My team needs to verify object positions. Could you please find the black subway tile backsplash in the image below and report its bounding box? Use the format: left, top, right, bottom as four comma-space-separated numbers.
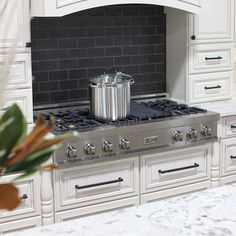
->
31, 4, 166, 105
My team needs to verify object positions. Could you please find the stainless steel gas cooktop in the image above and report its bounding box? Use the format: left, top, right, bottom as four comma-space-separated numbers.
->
34, 99, 220, 166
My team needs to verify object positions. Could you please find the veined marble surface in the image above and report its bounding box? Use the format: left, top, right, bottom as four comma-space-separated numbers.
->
198, 98, 236, 117
9, 184, 236, 236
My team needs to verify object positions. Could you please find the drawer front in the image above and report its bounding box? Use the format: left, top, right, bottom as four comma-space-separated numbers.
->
189, 72, 232, 104
141, 145, 211, 194
55, 197, 139, 223
0, 173, 40, 223
141, 181, 211, 204
54, 157, 139, 211
0, 216, 41, 235
1, 89, 33, 123
0, 53, 32, 89
221, 138, 236, 176
225, 116, 236, 138
189, 44, 233, 74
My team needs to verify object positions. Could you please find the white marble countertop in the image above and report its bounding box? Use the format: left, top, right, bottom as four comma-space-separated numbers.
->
10, 184, 236, 236
198, 98, 236, 117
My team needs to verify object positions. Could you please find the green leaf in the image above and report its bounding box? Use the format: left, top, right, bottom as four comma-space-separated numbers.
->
0, 104, 27, 164
5, 144, 60, 173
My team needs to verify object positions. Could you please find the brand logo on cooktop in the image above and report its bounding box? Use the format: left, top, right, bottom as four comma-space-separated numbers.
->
144, 136, 159, 145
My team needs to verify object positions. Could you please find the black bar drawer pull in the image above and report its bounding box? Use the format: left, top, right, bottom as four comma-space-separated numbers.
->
75, 177, 124, 190
204, 85, 222, 90
230, 155, 236, 159
158, 163, 199, 174
205, 56, 222, 61
21, 194, 28, 200
231, 125, 236, 129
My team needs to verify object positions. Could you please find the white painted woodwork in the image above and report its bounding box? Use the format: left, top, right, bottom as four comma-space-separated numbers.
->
0, 0, 30, 48
220, 174, 236, 186
224, 116, 236, 138
141, 181, 211, 204
41, 168, 55, 225
0, 217, 41, 235
189, 0, 234, 44
55, 197, 139, 222
31, 0, 201, 17
221, 138, 236, 177
0, 53, 32, 89
189, 44, 233, 74
211, 140, 220, 188
1, 89, 33, 123
54, 157, 139, 211
189, 72, 233, 104
0, 173, 41, 223
140, 144, 211, 194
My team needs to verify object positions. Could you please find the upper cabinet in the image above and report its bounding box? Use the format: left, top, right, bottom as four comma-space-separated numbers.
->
31, 0, 201, 17
189, 0, 234, 44
0, 0, 30, 48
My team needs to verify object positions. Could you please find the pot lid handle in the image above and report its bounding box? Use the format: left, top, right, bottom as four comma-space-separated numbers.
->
104, 68, 117, 75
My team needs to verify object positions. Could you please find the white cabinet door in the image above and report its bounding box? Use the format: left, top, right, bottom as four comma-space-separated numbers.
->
190, 0, 234, 43
0, 0, 30, 48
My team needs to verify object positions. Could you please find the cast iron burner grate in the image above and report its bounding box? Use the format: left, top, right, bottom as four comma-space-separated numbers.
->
35, 100, 207, 133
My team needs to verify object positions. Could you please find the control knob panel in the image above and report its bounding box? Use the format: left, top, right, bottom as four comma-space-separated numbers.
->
172, 130, 184, 142
66, 145, 78, 158
84, 144, 96, 155
201, 126, 212, 137
120, 138, 130, 150
187, 128, 198, 139
103, 141, 113, 152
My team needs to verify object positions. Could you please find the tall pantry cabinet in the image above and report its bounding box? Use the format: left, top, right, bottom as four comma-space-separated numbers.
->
166, 0, 234, 104
0, 0, 41, 234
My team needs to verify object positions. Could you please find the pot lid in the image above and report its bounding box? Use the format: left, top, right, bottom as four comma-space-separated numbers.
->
90, 68, 133, 86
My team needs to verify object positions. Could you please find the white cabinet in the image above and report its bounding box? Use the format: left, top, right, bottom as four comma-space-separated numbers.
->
0, 173, 41, 224
189, 0, 234, 43
166, 0, 234, 104
0, 0, 30, 48
0, 217, 41, 235
0, 53, 32, 89
31, 0, 201, 17
189, 72, 233, 104
189, 44, 233, 74
54, 157, 139, 211
55, 197, 139, 223
141, 144, 211, 194
141, 181, 211, 204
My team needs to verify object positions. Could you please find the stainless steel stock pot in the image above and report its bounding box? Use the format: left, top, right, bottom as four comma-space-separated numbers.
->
89, 69, 134, 121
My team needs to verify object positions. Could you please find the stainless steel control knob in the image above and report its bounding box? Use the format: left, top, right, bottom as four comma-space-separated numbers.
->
84, 144, 96, 155
187, 128, 198, 139
103, 141, 113, 152
172, 130, 184, 142
66, 145, 78, 158
201, 126, 212, 137
120, 138, 130, 150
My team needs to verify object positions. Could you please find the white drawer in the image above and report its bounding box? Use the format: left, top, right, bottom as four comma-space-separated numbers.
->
55, 197, 139, 223
189, 72, 232, 104
0, 216, 41, 235
54, 157, 139, 211
224, 116, 236, 138
141, 181, 211, 204
141, 145, 211, 194
1, 89, 33, 123
0, 53, 32, 89
189, 44, 233, 74
0, 173, 40, 223
221, 138, 236, 176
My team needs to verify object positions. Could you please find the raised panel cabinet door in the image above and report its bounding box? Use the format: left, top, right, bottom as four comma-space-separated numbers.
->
0, 0, 30, 48
190, 0, 234, 43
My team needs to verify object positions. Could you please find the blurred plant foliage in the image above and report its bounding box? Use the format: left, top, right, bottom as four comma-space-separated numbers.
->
0, 104, 70, 211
